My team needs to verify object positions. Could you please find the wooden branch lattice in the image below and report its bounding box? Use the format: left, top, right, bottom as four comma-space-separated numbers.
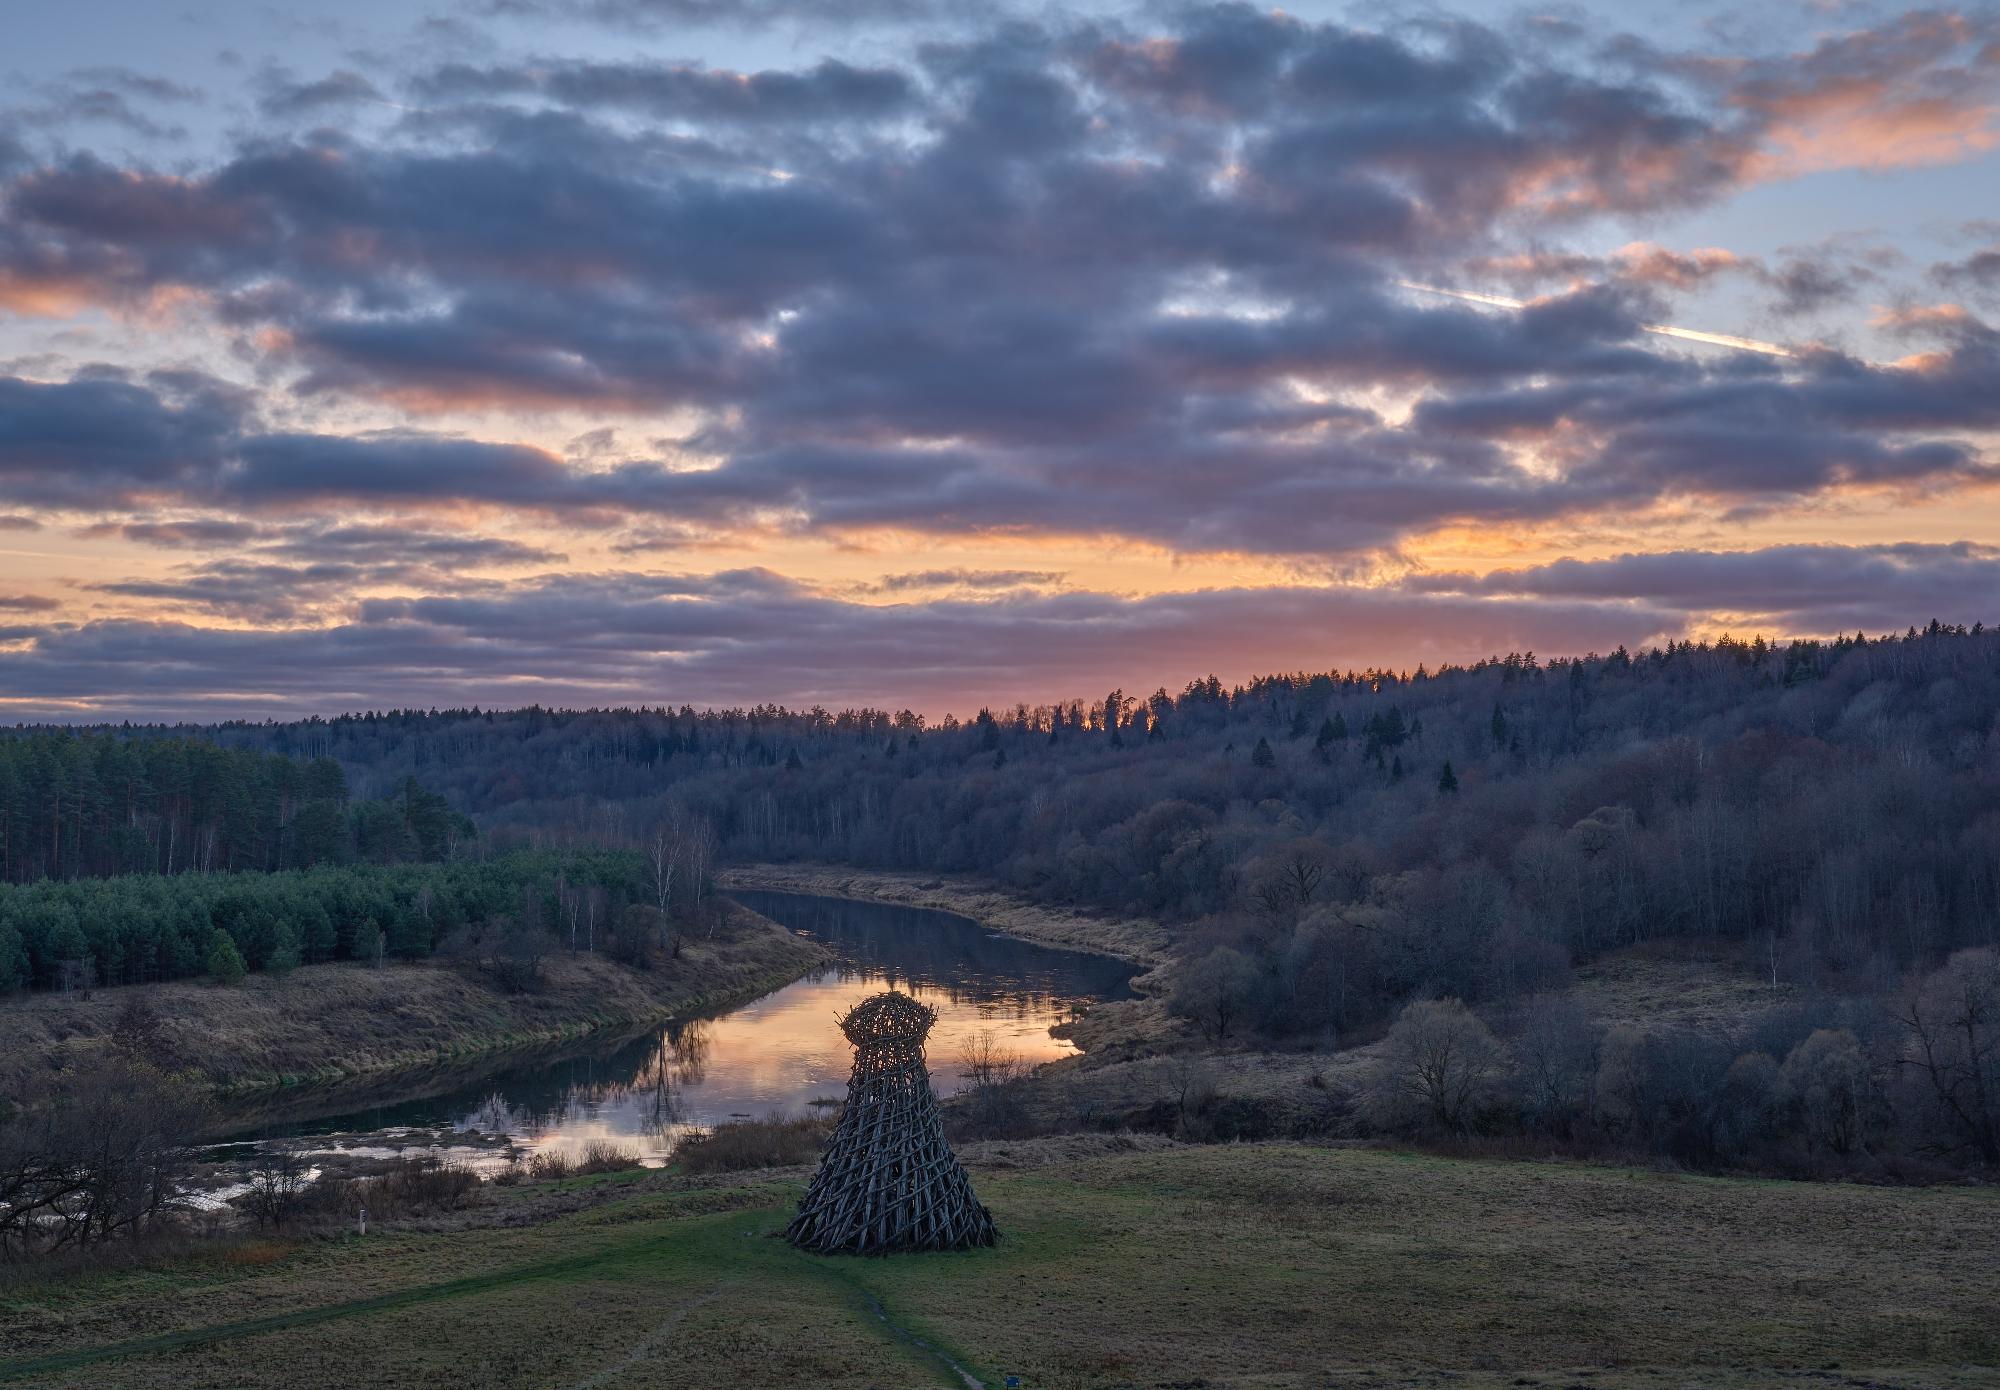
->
786, 991, 998, 1255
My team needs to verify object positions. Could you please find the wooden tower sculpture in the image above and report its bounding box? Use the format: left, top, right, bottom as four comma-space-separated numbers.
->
786, 991, 998, 1254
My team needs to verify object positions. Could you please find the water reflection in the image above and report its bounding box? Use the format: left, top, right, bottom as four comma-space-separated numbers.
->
277, 890, 1133, 1166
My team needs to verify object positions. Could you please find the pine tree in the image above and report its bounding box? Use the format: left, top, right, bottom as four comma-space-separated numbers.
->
267, 925, 302, 978
1491, 704, 1509, 748
1251, 737, 1276, 769
1438, 760, 1458, 794
206, 929, 247, 986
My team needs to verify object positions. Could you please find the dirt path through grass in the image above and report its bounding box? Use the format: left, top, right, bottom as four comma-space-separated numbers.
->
561, 1284, 727, 1390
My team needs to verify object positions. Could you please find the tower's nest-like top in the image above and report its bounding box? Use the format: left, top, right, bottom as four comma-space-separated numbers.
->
838, 990, 936, 1047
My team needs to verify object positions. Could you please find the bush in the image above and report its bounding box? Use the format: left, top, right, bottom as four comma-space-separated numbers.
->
524, 1150, 572, 1181
303, 1155, 482, 1223
576, 1140, 642, 1175
674, 1117, 830, 1174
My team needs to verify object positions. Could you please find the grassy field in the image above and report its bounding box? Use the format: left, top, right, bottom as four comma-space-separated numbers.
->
4, 1141, 1996, 1389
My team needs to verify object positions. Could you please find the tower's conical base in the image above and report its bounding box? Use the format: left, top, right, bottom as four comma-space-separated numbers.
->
786, 992, 998, 1255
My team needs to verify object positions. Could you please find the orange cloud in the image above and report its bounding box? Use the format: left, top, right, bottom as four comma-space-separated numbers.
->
1722, 13, 2000, 177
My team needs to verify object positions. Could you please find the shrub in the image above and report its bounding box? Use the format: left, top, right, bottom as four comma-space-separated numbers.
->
576, 1141, 642, 1175
304, 1155, 482, 1223
525, 1150, 573, 1181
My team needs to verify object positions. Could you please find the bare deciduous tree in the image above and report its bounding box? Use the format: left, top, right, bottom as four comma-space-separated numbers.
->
1365, 998, 1508, 1135
1900, 948, 2000, 1161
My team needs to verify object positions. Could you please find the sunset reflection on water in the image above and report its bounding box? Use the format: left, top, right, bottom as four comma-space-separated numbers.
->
384, 891, 1134, 1165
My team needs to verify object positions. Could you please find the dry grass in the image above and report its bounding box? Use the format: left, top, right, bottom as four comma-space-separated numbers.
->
718, 863, 1174, 967
674, 1115, 832, 1174
4, 1143, 1995, 1388
0, 900, 826, 1100
519, 1141, 643, 1183
1569, 941, 1792, 1032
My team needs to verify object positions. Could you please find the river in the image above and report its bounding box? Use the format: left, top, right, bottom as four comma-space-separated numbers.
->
203, 889, 1135, 1182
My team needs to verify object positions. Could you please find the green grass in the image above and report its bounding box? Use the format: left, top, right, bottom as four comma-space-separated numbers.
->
3, 1146, 1997, 1389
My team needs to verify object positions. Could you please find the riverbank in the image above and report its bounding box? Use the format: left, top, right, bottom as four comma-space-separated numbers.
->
718, 864, 1173, 966
0, 900, 827, 1104
718, 864, 1180, 1061
5, 1140, 1995, 1387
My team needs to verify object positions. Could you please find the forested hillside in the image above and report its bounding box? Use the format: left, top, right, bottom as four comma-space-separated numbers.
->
31, 623, 2000, 1040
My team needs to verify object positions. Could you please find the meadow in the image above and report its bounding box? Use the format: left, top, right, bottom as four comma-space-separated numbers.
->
4, 1140, 1995, 1389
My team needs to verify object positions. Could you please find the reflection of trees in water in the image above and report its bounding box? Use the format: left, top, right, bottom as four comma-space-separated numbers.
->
460, 1020, 712, 1139
621, 1020, 710, 1135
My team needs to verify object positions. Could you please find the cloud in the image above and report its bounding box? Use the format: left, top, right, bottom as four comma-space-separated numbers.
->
85, 525, 565, 623
0, 2, 1995, 697
1409, 543, 2000, 635
411, 57, 915, 124
2, 68, 202, 144
1934, 237, 2000, 304
870, 569, 1067, 592
470, 0, 940, 31
1697, 11, 2000, 176
257, 69, 387, 119
3, 311, 1993, 557
0, 370, 245, 506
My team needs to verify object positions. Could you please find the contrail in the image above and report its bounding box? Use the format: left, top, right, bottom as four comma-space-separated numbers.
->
1397, 281, 1796, 358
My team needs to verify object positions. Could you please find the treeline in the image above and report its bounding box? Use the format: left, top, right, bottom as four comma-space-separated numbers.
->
0, 734, 473, 882
0, 849, 662, 993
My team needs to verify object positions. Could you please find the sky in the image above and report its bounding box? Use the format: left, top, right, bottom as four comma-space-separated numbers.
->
1, 0, 1997, 720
